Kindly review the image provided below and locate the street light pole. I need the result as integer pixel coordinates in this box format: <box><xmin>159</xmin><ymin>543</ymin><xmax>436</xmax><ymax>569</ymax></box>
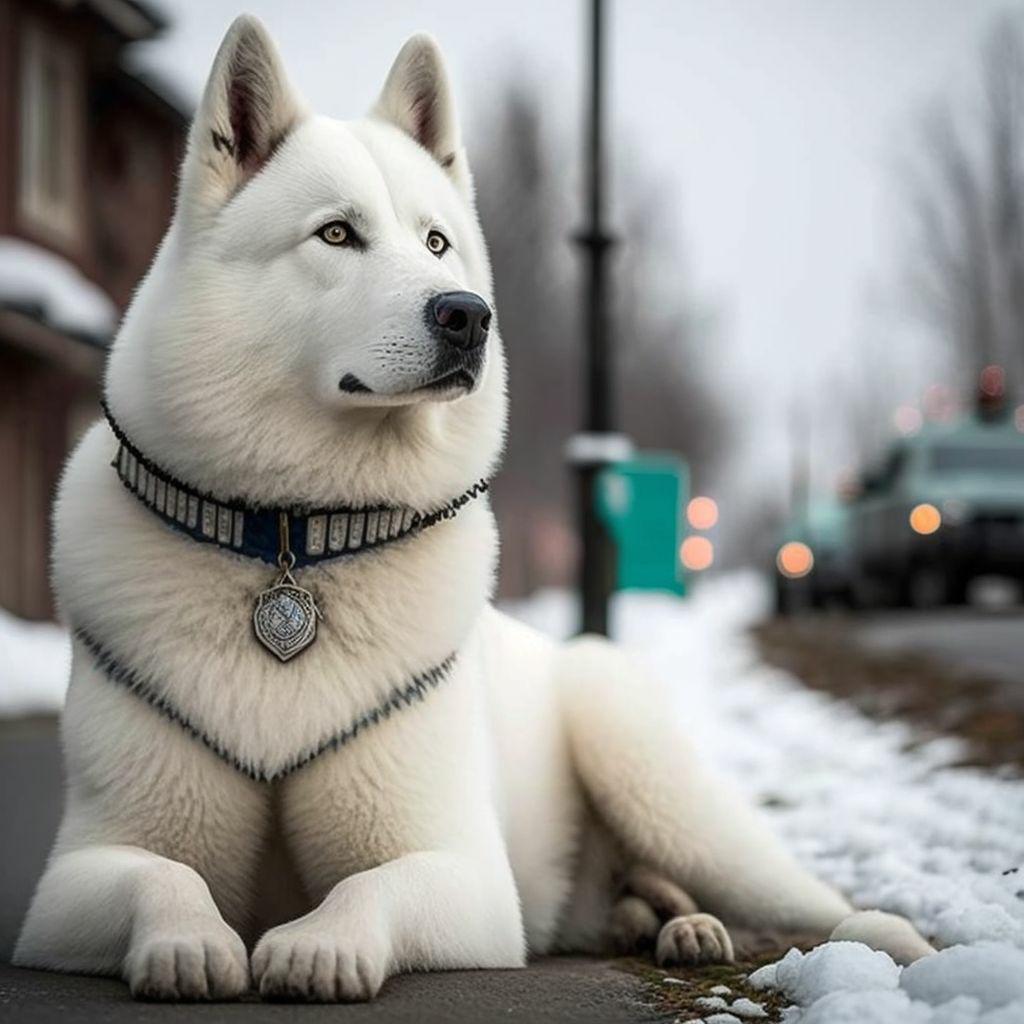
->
<box><xmin>570</xmin><ymin>0</ymin><xmax>627</xmax><ymax>635</ymax></box>
<box><xmin>582</xmin><ymin>0</ymin><xmax>611</xmax><ymax>436</ymax></box>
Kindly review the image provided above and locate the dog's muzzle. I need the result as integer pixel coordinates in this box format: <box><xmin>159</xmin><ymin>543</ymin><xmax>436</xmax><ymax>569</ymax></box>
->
<box><xmin>338</xmin><ymin>293</ymin><xmax>492</xmax><ymax>397</ymax></box>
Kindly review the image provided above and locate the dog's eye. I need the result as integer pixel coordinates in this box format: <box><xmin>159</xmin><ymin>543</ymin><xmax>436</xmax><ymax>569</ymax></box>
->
<box><xmin>426</xmin><ymin>229</ymin><xmax>450</xmax><ymax>258</ymax></box>
<box><xmin>316</xmin><ymin>221</ymin><xmax>352</xmax><ymax>246</ymax></box>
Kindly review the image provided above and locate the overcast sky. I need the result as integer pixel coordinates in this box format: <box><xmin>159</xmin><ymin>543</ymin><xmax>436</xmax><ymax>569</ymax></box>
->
<box><xmin>137</xmin><ymin>0</ymin><xmax>1020</xmax><ymax>509</ymax></box>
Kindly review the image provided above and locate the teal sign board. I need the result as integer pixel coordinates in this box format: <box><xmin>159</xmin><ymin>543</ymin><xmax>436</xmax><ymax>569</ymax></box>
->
<box><xmin>596</xmin><ymin>454</ymin><xmax>689</xmax><ymax>595</ymax></box>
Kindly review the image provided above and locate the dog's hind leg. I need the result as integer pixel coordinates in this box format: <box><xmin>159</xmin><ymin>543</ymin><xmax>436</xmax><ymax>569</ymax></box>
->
<box><xmin>608</xmin><ymin>894</ymin><xmax>662</xmax><ymax>954</ymax></box>
<box><xmin>14</xmin><ymin>845</ymin><xmax>249</xmax><ymax>999</ymax></box>
<box><xmin>611</xmin><ymin>865</ymin><xmax>733</xmax><ymax>966</ymax></box>
<box><xmin>620</xmin><ymin>864</ymin><xmax>699</xmax><ymax>921</ymax></box>
<box><xmin>558</xmin><ymin>637</ymin><xmax>935</xmax><ymax>965</ymax></box>
<box><xmin>609</xmin><ymin>865</ymin><xmax>697</xmax><ymax>953</ymax></box>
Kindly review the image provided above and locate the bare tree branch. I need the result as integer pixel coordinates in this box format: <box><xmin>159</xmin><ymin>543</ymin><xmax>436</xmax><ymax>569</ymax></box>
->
<box><xmin>900</xmin><ymin>12</ymin><xmax>1024</xmax><ymax>392</ymax></box>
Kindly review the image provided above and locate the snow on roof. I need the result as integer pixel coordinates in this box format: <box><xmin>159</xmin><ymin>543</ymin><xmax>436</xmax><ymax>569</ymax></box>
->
<box><xmin>0</xmin><ymin>236</ymin><xmax>118</xmax><ymax>342</ymax></box>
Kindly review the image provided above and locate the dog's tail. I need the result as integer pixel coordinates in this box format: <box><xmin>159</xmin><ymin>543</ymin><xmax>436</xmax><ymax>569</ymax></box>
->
<box><xmin>556</xmin><ymin>635</ymin><xmax>934</xmax><ymax>963</ymax></box>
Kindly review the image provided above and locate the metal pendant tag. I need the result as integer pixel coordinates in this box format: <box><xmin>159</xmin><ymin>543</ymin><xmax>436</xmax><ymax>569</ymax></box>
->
<box><xmin>253</xmin><ymin>512</ymin><xmax>323</xmax><ymax>662</ymax></box>
<box><xmin>253</xmin><ymin>564</ymin><xmax>321</xmax><ymax>662</ymax></box>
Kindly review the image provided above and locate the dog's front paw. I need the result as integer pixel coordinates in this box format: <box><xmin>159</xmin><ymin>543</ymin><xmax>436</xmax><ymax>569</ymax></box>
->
<box><xmin>252</xmin><ymin>923</ymin><xmax>390</xmax><ymax>1002</ymax></box>
<box><xmin>126</xmin><ymin>921</ymin><xmax>248</xmax><ymax>1000</ymax></box>
<box><xmin>656</xmin><ymin>913</ymin><xmax>735</xmax><ymax>967</ymax></box>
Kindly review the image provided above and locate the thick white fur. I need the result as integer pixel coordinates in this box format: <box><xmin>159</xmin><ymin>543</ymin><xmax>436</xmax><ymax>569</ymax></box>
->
<box><xmin>15</xmin><ymin>15</ymin><xmax>934</xmax><ymax>1001</ymax></box>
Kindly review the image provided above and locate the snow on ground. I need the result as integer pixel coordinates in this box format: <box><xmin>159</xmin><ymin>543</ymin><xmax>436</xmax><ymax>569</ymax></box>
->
<box><xmin>0</xmin><ymin>609</ymin><xmax>70</xmax><ymax>716</ymax></box>
<box><xmin>747</xmin><ymin>941</ymin><xmax>1024</xmax><ymax>1023</ymax></box>
<box><xmin>0</xmin><ymin>236</ymin><xmax>117</xmax><ymax>338</ymax></box>
<box><xmin>506</xmin><ymin>574</ymin><xmax>1024</xmax><ymax>1023</ymax></box>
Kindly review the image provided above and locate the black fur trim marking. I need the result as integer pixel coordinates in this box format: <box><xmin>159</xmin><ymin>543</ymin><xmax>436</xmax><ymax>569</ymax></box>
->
<box><xmin>75</xmin><ymin>626</ymin><xmax>456</xmax><ymax>783</ymax></box>
<box><xmin>211</xmin><ymin>129</ymin><xmax>235</xmax><ymax>157</ymax></box>
<box><xmin>418</xmin><ymin>480</ymin><xmax>490</xmax><ymax>529</ymax></box>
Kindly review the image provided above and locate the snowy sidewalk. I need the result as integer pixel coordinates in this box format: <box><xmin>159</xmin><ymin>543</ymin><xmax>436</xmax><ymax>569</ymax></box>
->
<box><xmin>510</xmin><ymin>577</ymin><xmax>1024</xmax><ymax>1023</ymax></box>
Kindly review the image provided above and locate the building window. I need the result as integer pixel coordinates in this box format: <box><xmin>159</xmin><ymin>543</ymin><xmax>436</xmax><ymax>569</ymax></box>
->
<box><xmin>18</xmin><ymin>21</ymin><xmax>81</xmax><ymax>244</ymax></box>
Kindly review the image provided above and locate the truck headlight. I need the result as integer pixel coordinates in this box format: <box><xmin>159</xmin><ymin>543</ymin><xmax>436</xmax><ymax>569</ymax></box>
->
<box><xmin>909</xmin><ymin>503</ymin><xmax>941</xmax><ymax>535</ymax></box>
<box><xmin>777</xmin><ymin>542</ymin><xmax>814</xmax><ymax>578</ymax></box>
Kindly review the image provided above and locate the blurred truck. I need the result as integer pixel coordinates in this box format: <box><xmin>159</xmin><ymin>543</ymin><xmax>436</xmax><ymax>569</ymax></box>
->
<box><xmin>774</xmin><ymin>499</ymin><xmax>853</xmax><ymax>613</ymax></box>
<box><xmin>847</xmin><ymin>417</ymin><xmax>1024</xmax><ymax>608</ymax></box>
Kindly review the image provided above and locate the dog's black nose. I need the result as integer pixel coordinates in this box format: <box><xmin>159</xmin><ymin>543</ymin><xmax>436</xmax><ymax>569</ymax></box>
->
<box><xmin>428</xmin><ymin>292</ymin><xmax>492</xmax><ymax>351</ymax></box>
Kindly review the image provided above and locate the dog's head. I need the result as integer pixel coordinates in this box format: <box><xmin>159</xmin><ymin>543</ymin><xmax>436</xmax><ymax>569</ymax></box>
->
<box><xmin>106</xmin><ymin>16</ymin><xmax>506</xmax><ymax>508</ymax></box>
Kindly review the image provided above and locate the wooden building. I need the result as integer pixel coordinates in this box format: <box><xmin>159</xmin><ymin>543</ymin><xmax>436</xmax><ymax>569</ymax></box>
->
<box><xmin>0</xmin><ymin>0</ymin><xmax>186</xmax><ymax>619</ymax></box>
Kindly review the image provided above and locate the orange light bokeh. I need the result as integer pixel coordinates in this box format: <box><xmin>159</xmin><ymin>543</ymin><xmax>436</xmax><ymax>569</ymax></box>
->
<box><xmin>680</xmin><ymin>535</ymin><xmax>714</xmax><ymax>572</ymax></box>
<box><xmin>776</xmin><ymin>541</ymin><xmax>814</xmax><ymax>579</ymax></box>
<box><xmin>909</xmin><ymin>503</ymin><xmax>941</xmax><ymax>535</ymax></box>
<box><xmin>686</xmin><ymin>496</ymin><xmax>719</xmax><ymax>531</ymax></box>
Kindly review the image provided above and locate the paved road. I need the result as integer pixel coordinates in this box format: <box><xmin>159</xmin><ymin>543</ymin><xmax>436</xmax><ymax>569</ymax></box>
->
<box><xmin>853</xmin><ymin>608</ymin><xmax>1024</xmax><ymax>706</ymax></box>
<box><xmin>0</xmin><ymin>959</ymin><xmax>664</xmax><ymax>1024</ymax></box>
<box><xmin>0</xmin><ymin>717</ymin><xmax>63</xmax><ymax>963</ymax></box>
<box><xmin>0</xmin><ymin>717</ymin><xmax>666</xmax><ymax>1024</ymax></box>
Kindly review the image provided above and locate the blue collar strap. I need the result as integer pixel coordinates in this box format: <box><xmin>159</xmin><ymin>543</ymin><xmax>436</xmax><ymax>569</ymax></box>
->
<box><xmin>102</xmin><ymin>400</ymin><xmax>489</xmax><ymax>569</ymax></box>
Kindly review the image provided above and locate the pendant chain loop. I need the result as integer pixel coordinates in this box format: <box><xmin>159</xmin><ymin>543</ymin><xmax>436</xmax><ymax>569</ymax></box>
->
<box><xmin>277</xmin><ymin>512</ymin><xmax>296</xmax><ymax>571</ymax></box>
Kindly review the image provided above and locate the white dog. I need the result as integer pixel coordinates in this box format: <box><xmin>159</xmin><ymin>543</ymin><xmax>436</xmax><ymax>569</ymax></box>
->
<box><xmin>14</xmin><ymin>16</ymin><xmax>934</xmax><ymax>1001</ymax></box>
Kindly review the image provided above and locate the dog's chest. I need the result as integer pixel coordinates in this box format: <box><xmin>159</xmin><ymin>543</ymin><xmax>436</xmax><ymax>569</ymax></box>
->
<box><xmin>56</xmin><ymin>429</ymin><xmax>498</xmax><ymax>782</ymax></box>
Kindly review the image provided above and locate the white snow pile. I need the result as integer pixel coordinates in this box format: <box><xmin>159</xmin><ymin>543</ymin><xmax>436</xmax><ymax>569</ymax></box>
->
<box><xmin>748</xmin><ymin>941</ymin><xmax>1024</xmax><ymax>1022</ymax></box>
<box><xmin>695</xmin><ymin>992</ymin><xmax>770</xmax><ymax>1019</ymax></box>
<box><xmin>0</xmin><ymin>235</ymin><xmax>117</xmax><ymax>338</ymax></box>
<box><xmin>0</xmin><ymin>608</ymin><xmax>70</xmax><ymax>715</ymax></box>
<box><xmin>506</xmin><ymin>574</ymin><xmax>1024</xmax><ymax>1023</ymax></box>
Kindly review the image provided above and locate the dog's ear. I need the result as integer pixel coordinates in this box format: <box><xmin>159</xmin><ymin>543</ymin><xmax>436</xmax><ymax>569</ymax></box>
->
<box><xmin>372</xmin><ymin>34</ymin><xmax>471</xmax><ymax>197</ymax></box>
<box><xmin>178</xmin><ymin>15</ymin><xmax>306</xmax><ymax>224</ymax></box>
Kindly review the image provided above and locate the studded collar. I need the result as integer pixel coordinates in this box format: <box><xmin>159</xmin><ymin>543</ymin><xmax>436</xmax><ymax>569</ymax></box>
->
<box><xmin>102</xmin><ymin>400</ymin><xmax>489</xmax><ymax>569</ymax></box>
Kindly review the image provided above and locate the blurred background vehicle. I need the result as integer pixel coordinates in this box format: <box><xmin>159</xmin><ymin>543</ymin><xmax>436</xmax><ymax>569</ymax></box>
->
<box><xmin>773</xmin><ymin>379</ymin><xmax>1024</xmax><ymax>614</ymax></box>
<box><xmin>847</xmin><ymin>389</ymin><xmax>1024</xmax><ymax>610</ymax></box>
<box><xmin>774</xmin><ymin>498</ymin><xmax>853</xmax><ymax>614</ymax></box>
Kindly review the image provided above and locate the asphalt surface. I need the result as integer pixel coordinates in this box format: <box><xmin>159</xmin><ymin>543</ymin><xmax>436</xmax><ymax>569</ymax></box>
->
<box><xmin>854</xmin><ymin>608</ymin><xmax>1024</xmax><ymax>706</ymax></box>
<box><xmin>0</xmin><ymin>716</ymin><xmax>667</xmax><ymax>1023</ymax></box>
<box><xmin>0</xmin><ymin>960</ymin><xmax>664</xmax><ymax>1024</ymax></box>
<box><xmin>0</xmin><ymin>717</ymin><xmax>63</xmax><ymax>965</ymax></box>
